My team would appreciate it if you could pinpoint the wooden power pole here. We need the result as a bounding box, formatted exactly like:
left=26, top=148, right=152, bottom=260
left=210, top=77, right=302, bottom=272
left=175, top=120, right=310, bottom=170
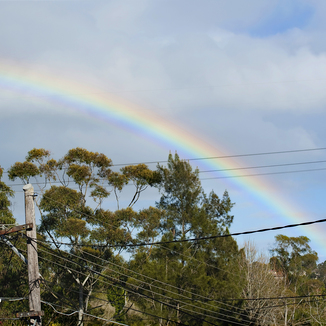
left=23, top=184, right=42, bottom=326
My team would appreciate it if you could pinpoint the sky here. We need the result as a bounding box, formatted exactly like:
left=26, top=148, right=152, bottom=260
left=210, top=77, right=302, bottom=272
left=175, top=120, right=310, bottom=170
left=1, top=0, right=326, bottom=260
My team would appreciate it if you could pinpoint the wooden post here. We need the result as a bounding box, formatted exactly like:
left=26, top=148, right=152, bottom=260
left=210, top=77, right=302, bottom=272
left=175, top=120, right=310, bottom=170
left=23, top=184, right=42, bottom=326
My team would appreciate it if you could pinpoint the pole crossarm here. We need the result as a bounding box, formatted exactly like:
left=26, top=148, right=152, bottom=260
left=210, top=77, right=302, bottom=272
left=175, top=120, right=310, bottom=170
left=0, top=223, right=33, bottom=236
left=16, top=311, right=44, bottom=318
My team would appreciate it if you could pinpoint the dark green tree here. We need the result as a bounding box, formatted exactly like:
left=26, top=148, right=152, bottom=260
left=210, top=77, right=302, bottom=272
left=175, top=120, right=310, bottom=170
left=128, top=153, right=242, bottom=325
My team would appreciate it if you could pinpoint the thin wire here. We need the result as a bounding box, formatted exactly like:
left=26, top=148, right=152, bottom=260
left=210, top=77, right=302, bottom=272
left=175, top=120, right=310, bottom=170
left=35, top=239, right=248, bottom=315
left=34, top=243, right=249, bottom=322
left=246, top=298, right=326, bottom=311
left=37, top=256, right=222, bottom=326
left=41, top=300, right=129, bottom=326
left=3, top=147, right=326, bottom=170
left=111, top=147, right=326, bottom=167
left=227, top=294, right=326, bottom=301
left=200, top=159, right=326, bottom=173
left=36, top=215, right=326, bottom=248
left=42, top=296, right=189, bottom=326
left=202, top=166, right=326, bottom=180
left=64, top=241, right=245, bottom=309
left=35, top=249, right=246, bottom=326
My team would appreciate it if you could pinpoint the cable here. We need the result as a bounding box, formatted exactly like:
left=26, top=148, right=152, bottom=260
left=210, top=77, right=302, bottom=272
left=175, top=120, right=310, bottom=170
left=41, top=300, right=129, bottom=326
left=201, top=166, right=326, bottom=180
left=35, top=215, right=326, bottom=248
left=111, top=147, right=326, bottom=167
left=6, top=157, right=326, bottom=189
left=35, top=239, right=248, bottom=316
left=245, top=298, right=326, bottom=311
left=64, top=241, right=245, bottom=308
left=34, top=242, right=249, bottom=323
left=35, top=248, right=246, bottom=326
left=200, top=159, right=326, bottom=173
left=227, top=294, right=326, bottom=301
left=3, top=147, right=326, bottom=171
left=42, top=296, right=190, bottom=326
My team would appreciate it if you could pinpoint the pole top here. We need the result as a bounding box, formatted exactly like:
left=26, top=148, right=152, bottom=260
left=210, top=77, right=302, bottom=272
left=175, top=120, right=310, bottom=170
left=23, top=184, right=33, bottom=192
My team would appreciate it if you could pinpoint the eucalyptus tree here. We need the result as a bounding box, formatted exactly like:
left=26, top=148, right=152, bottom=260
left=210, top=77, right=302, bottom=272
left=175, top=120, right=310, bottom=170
left=8, top=148, right=160, bottom=326
left=270, top=235, right=320, bottom=325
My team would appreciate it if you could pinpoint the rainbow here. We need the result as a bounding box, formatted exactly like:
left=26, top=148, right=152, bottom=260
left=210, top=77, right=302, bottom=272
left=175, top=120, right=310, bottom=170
left=0, top=60, right=320, bottom=250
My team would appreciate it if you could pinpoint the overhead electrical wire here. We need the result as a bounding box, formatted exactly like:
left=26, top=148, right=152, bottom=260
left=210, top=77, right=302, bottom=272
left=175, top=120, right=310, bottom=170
left=200, top=159, right=326, bottom=173
left=111, top=147, right=326, bottom=167
left=2, top=147, right=326, bottom=172
left=32, top=240, right=250, bottom=326
left=5, top=157, right=326, bottom=189
left=66, top=241, right=244, bottom=303
left=35, top=254, right=227, bottom=326
left=201, top=166, right=326, bottom=180
left=34, top=215, right=326, bottom=248
left=227, top=293, right=326, bottom=301
left=34, top=239, right=248, bottom=314
left=33, top=241, right=249, bottom=324
left=41, top=300, right=129, bottom=326
left=245, top=298, right=326, bottom=311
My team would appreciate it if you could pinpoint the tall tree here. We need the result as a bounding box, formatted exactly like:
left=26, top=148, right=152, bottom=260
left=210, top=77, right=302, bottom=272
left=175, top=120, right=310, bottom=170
left=7, top=148, right=160, bottom=326
left=128, top=153, right=242, bottom=325
left=270, top=235, right=320, bottom=325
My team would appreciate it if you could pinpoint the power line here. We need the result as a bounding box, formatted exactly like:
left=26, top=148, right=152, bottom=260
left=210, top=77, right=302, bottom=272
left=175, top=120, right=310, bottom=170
left=36, top=216, right=326, bottom=248
left=33, top=241, right=249, bottom=323
left=37, top=240, right=248, bottom=314
left=35, top=254, right=224, bottom=326
left=200, top=159, right=326, bottom=174
left=4, top=157, right=326, bottom=193
left=111, top=147, right=326, bottom=167
left=228, top=294, right=326, bottom=301
left=33, top=242, right=249, bottom=326
left=3, top=147, right=326, bottom=171
left=201, top=167, right=326, bottom=180
left=41, top=300, right=129, bottom=326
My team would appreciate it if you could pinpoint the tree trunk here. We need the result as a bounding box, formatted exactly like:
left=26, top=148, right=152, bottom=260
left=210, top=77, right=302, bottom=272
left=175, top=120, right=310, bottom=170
left=78, top=282, right=84, bottom=326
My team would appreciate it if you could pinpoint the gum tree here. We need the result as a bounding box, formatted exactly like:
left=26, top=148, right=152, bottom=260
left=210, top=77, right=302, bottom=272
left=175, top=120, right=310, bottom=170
left=8, top=148, right=161, bottom=326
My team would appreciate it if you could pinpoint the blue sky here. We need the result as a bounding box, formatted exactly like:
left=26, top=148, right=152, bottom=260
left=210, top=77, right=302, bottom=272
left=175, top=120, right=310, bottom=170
left=249, top=1, right=314, bottom=37
left=1, top=0, right=326, bottom=260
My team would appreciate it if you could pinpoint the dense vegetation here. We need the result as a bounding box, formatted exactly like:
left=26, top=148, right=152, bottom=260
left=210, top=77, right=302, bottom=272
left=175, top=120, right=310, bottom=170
left=0, top=148, right=325, bottom=325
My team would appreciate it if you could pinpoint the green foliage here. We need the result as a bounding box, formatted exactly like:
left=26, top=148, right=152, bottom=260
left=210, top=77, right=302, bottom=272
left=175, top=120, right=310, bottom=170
left=270, top=235, right=318, bottom=281
left=0, top=165, right=15, bottom=224
left=0, top=235, right=29, bottom=321
left=8, top=161, right=39, bottom=184
left=128, top=153, right=242, bottom=325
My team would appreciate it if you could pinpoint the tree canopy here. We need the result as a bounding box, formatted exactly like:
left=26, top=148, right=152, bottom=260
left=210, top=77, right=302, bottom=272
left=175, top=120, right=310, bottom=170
left=0, top=148, right=325, bottom=326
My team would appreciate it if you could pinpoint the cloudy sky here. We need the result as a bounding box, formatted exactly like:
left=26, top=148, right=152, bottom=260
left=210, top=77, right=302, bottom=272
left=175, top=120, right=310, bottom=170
left=1, top=0, right=326, bottom=260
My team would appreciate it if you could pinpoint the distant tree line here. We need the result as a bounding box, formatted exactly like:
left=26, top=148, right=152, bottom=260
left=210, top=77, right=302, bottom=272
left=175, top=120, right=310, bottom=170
left=0, top=148, right=325, bottom=325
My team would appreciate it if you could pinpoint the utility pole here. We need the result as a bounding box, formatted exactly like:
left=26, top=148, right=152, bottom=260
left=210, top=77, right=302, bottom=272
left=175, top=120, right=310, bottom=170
left=23, top=184, right=42, bottom=326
